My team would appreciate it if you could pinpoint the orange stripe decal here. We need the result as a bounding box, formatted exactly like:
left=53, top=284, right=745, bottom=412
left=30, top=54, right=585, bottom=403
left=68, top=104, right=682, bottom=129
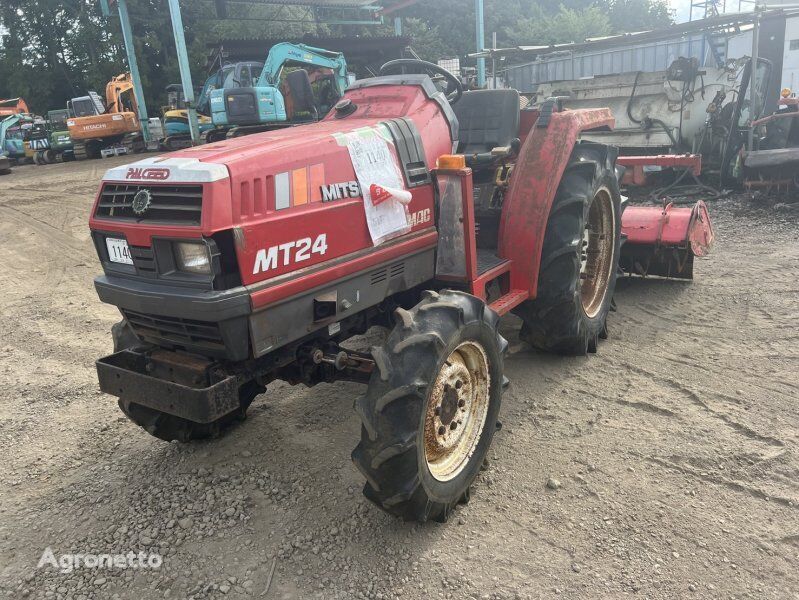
left=292, top=168, right=308, bottom=206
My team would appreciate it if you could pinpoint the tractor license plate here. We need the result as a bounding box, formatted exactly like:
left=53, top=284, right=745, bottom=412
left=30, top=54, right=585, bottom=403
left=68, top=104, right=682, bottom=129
left=106, top=238, right=133, bottom=265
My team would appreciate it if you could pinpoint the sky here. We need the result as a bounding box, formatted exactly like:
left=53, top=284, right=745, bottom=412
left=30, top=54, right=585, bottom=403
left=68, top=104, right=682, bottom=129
left=670, top=0, right=693, bottom=22
left=669, top=0, right=761, bottom=23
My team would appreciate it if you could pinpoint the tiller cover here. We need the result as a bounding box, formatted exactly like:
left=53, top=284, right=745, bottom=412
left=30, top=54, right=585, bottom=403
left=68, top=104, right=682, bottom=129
left=620, top=200, right=714, bottom=280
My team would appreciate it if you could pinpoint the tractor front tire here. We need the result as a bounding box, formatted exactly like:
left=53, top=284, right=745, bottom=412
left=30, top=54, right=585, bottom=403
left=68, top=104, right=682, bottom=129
left=515, top=142, right=622, bottom=356
left=352, top=290, right=507, bottom=522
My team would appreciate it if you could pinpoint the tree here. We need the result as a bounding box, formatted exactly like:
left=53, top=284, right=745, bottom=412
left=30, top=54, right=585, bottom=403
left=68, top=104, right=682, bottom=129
left=504, top=5, right=612, bottom=46
left=0, top=0, right=675, bottom=115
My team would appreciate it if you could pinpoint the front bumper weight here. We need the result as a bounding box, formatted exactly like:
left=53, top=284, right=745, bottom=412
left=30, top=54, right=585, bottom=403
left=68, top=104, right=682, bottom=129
left=96, top=350, right=242, bottom=424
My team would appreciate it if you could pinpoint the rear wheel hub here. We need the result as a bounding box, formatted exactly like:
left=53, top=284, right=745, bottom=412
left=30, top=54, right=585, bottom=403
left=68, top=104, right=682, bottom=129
left=580, top=187, right=615, bottom=318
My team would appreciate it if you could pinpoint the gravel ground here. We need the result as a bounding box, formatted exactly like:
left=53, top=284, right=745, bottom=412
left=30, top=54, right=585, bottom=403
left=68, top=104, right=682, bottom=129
left=0, top=157, right=798, bottom=600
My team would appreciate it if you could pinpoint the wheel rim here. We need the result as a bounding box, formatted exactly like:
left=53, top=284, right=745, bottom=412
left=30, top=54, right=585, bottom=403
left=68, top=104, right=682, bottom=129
left=424, top=341, right=491, bottom=482
left=580, top=187, right=615, bottom=319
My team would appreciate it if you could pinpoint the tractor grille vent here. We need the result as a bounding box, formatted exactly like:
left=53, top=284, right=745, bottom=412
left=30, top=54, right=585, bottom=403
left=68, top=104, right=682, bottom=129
left=122, top=309, right=225, bottom=354
left=96, top=184, right=203, bottom=225
left=389, top=262, right=405, bottom=278
left=370, top=270, right=387, bottom=286
left=370, top=261, right=405, bottom=286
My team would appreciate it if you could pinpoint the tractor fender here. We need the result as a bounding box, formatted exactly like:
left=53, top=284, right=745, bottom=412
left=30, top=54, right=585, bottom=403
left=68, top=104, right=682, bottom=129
left=498, top=108, right=615, bottom=299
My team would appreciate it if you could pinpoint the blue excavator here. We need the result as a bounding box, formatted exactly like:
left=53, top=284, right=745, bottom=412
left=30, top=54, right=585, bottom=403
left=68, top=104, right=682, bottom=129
left=207, top=42, right=348, bottom=141
left=162, top=61, right=265, bottom=149
left=1, top=112, right=35, bottom=168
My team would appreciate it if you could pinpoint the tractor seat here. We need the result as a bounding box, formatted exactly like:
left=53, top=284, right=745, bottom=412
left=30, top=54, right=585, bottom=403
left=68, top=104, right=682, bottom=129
left=453, top=89, right=520, bottom=163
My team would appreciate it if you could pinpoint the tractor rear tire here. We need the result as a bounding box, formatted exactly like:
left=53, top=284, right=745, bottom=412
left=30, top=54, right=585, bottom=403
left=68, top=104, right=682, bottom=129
left=352, top=290, right=507, bottom=522
left=515, top=142, right=622, bottom=356
left=118, top=380, right=264, bottom=443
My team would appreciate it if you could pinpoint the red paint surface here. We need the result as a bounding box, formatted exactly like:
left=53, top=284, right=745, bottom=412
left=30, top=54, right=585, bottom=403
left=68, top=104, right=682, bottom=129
left=499, top=108, right=615, bottom=298
left=617, top=154, right=702, bottom=186
left=90, top=84, right=452, bottom=309
left=622, top=201, right=714, bottom=256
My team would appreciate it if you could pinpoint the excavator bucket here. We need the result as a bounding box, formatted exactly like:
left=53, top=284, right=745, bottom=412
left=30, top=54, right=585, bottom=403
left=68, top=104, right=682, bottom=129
left=619, top=200, right=714, bottom=280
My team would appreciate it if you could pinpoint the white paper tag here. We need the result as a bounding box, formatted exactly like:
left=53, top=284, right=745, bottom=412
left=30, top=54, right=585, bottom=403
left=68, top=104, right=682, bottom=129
left=343, top=127, right=410, bottom=246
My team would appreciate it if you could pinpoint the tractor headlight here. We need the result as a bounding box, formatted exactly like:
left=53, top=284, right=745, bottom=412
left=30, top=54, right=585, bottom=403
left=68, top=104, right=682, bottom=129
left=174, top=242, right=211, bottom=275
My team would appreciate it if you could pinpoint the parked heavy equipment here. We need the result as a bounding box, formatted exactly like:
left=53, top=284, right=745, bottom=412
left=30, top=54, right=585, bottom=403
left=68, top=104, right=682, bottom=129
left=67, top=73, right=144, bottom=160
left=161, top=84, right=215, bottom=151
left=208, top=43, right=348, bottom=140
left=89, top=60, right=713, bottom=523
left=740, top=96, right=799, bottom=192
left=533, top=57, right=744, bottom=152
left=0, top=113, right=35, bottom=163
left=533, top=57, right=778, bottom=188
left=0, top=97, right=29, bottom=117
left=27, top=109, right=75, bottom=164
left=0, top=99, right=30, bottom=172
left=161, top=61, right=265, bottom=148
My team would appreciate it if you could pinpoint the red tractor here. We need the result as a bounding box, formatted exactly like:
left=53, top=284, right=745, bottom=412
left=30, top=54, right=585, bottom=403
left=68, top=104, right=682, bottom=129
left=89, top=60, right=712, bottom=522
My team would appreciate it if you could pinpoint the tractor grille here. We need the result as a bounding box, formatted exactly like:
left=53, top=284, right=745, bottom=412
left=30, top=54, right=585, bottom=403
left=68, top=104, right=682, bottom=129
left=96, top=184, right=203, bottom=225
left=122, top=309, right=226, bottom=355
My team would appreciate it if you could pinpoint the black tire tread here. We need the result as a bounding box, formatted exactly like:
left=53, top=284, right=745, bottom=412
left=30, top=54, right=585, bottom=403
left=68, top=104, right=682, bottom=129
left=352, top=290, right=506, bottom=523
left=516, top=142, right=623, bottom=356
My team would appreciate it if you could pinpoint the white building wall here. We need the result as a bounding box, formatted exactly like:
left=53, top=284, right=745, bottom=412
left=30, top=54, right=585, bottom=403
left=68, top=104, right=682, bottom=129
left=783, top=16, right=799, bottom=92
left=726, top=16, right=799, bottom=92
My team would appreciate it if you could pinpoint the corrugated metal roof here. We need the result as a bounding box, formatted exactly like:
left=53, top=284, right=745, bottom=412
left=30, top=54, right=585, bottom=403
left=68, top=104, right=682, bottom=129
left=502, top=8, right=799, bottom=96
left=472, top=9, right=799, bottom=60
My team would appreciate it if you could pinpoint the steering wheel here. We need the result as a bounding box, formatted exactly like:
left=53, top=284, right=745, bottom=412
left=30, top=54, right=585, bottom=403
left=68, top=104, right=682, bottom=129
left=379, top=59, right=463, bottom=105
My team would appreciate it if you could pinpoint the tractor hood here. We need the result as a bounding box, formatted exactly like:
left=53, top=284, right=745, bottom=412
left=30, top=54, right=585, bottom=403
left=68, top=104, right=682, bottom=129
left=102, top=117, right=393, bottom=188
left=169, top=119, right=378, bottom=180
left=104, top=77, right=458, bottom=193
left=95, top=78, right=457, bottom=285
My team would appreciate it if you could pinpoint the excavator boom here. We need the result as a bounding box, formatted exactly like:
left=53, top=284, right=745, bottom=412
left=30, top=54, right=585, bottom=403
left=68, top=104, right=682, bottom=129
left=0, top=98, right=30, bottom=117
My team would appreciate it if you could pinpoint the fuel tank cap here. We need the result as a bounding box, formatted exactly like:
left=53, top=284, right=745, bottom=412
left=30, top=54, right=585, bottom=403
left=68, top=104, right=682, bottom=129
left=334, top=99, right=357, bottom=118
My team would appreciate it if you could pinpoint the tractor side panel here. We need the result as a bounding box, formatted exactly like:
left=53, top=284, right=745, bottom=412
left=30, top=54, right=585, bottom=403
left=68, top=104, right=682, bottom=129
left=220, top=86, right=453, bottom=305
left=498, top=109, right=614, bottom=298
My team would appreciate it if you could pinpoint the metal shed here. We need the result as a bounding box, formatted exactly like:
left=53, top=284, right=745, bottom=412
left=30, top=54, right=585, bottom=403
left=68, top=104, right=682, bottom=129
left=483, top=12, right=774, bottom=93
